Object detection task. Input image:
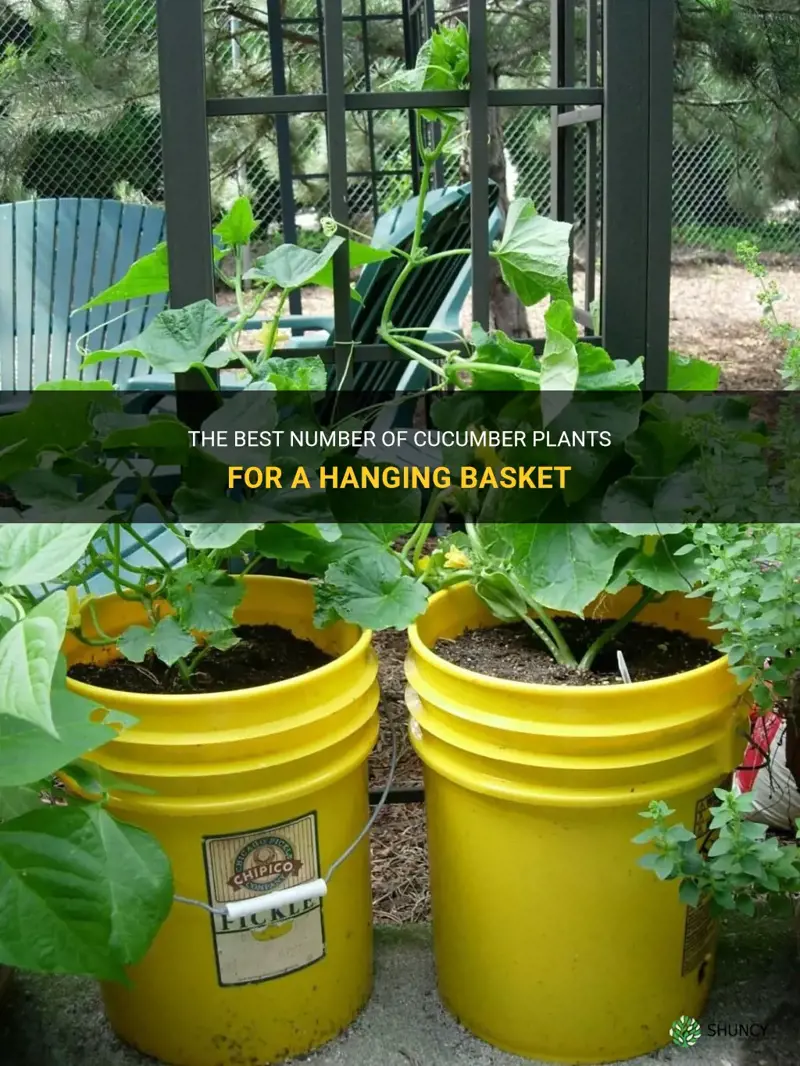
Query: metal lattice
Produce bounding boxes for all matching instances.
[2,1,798,255]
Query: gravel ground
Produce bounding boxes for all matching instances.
[221,261,800,391]
[2,915,798,1066]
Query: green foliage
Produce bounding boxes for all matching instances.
[213,196,259,248]
[491,201,573,308]
[684,524,800,708]
[0,525,173,982]
[82,301,233,375]
[0,592,68,736]
[736,240,800,389]
[0,804,172,980]
[0,524,103,585]
[674,1,800,208]
[635,790,800,916]
[314,552,428,631]
[668,352,721,391]
[391,22,469,123]
[243,238,345,290]
[78,243,170,311]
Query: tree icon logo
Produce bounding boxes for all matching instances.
[670,1016,702,1047]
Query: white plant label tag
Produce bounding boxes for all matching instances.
[203,811,325,986]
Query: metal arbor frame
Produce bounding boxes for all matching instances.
[156,0,675,393]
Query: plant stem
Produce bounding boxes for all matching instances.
[411,523,434,571]
[525,599,577,666]
[416,249,472,266]
[331,217,412,259]
[387,325,466,343]
[449,356,541,386]
[405,486,455,569]
[578,588,657,672]
[379,116,453,336]
[197,364,219,392]
[378,328,447,378]
[465,521,483,554]
[75,599,118,646]
[258,288,290,366]
[234,246,246,315]
[225,335,258,377]
[518,610,563,662]
[391,332,453,360]
[438,569,474,589]
[86,551,143,603]
[122,524,173,571]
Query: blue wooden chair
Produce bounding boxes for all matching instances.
[0,197,168,391]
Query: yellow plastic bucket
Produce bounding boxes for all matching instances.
[406,584,749,1065]
[65,576,379,1066]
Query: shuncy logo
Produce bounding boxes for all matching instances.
[670,1016,702,1048]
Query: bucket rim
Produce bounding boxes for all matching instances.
[408,586,738,699]
[66,574,374,706]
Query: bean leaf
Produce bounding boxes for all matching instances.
[0,660,134,787]
[0,804,172,980]
[0,524,101,585]
[0,593,70,737]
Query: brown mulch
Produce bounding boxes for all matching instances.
[367,630,430,925]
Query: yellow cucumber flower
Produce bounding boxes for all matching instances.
[444,546,470,570]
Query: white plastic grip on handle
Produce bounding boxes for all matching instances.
[223,878,328,921]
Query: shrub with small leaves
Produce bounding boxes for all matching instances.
[681,524,800,710]
[737,240,800,390]
[634,789,800,916]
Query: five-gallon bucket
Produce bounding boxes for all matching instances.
[406,584,749,1065]
[66,576,379,1066]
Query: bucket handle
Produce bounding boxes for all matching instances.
[174,716,398,923]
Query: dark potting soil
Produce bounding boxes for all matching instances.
[67,624,335,695]
[433,617,721,686]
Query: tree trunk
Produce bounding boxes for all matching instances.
[486,73,532,338]
[458,67,532,337]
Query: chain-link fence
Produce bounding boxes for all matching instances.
[2,0,798,255]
